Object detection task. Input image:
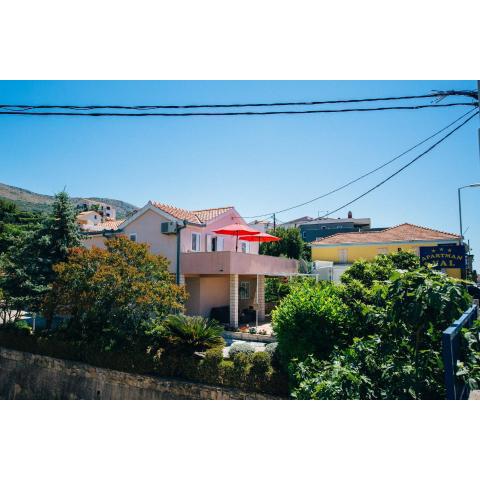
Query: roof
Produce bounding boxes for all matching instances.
[81,219,124,232]
[77,210,100,217]
[304,217,371,226]
[311,223,460,246]
[150,201,233,224]
[282,216,314,225]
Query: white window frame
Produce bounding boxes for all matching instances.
[239,281,250,300]
[191,232,201,252]
[240,240,250,253]
[129,233,137,242]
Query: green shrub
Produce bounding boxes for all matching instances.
[250,351,272,377]
[232,352,251,385]
[1,319,32,337]
[159,314,224,355]
[228,342,255,359]
[272,281,350,363]
[265,342,281,369]
[290,268,473,399]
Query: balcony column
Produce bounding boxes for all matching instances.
[229,274,239,328]
[257,275,265,322]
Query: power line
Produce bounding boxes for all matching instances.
[318,110,479,219]
[0,102,476,117]
[0,89,476,111]
[242,107,478,219]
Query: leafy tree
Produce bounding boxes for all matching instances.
[47,237,187,351]
[260,227,307,260]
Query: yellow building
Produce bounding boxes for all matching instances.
[310,223,463,278]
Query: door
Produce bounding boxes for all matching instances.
[339,248,348,263]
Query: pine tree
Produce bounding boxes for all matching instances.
[0,191,81,326]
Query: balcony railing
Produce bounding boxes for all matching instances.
[181,251,298,275]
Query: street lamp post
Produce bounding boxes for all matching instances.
[457,183,480,239]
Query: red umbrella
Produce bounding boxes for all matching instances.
[239,233,281,243]
[213,223,261,251]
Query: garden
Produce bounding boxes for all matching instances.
[1,193,479,399]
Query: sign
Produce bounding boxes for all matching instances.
[419,245,466,269]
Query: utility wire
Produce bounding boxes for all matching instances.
[317,110,479,219]
[0,102,476,117]
[242,107,478,219]
[0,89,476,111]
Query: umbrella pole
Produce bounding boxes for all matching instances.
[236,233,238,252]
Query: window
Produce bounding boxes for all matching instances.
[192,232,201,252]
[239,281,250,300]
[240,241,249,253]
[129,233,137,242]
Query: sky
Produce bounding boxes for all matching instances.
[1,80,479,267]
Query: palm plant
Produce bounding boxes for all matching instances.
[162,314,224,354]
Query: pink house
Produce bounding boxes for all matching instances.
[81,201,298,327]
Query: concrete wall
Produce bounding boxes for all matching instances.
[122,209,178,273]
[0,348,278,400]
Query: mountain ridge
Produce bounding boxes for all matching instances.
[0,182,138,219]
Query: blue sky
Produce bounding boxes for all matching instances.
[1,80,479,266]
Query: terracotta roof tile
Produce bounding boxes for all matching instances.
[81,219,124,232]
[311,223,460,246]
[192,207,233,223]
[150,201,233,224]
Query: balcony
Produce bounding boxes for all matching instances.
[181,251,298,276]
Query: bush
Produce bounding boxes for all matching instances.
[159,314,224,355]
[272,281,350,363]
[250,351,272,377]
[289,267,473,399]
[290,352,375,400]
[228,342,255,359]
[265,342,281,369]
[232,352,251,384]
[1,319,32,337]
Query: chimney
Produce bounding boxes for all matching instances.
[348,211,353,219]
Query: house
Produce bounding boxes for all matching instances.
[81,200,298,326]
[247,219,273,233]
[284,211,373,242]
[280,215,314,229]
[76,210,102,227]
[76,200,116,220]
[310,222,463,278]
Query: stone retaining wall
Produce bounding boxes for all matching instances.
[0,347,279,400]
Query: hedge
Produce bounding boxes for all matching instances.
[0,330,288,397]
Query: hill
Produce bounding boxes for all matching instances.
[0,182,138,219]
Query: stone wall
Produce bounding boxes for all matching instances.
[0,348,278,400]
